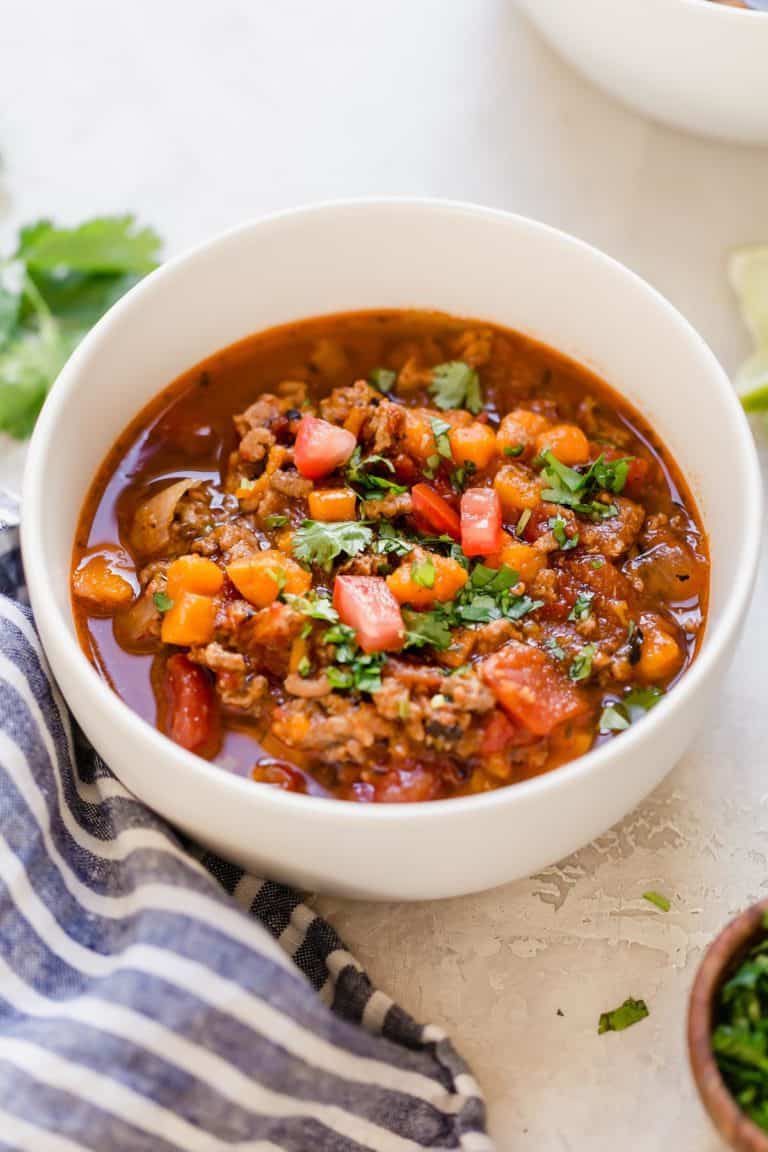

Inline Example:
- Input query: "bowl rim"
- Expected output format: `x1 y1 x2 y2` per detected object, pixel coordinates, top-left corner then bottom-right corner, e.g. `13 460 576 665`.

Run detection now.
21 196 764 826
688 898 768 1151
676 0 768 22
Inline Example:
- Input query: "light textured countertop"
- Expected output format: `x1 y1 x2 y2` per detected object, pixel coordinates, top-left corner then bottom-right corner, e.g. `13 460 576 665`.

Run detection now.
2 2 768 1147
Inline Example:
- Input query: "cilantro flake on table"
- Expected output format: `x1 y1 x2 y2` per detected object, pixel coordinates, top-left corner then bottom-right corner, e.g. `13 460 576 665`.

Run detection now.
598 997 649 1034
429 360 483 414
0 215 162 438
642 891 671 912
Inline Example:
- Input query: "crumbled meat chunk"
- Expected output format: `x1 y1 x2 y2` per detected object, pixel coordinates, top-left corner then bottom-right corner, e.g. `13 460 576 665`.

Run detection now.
236 602 305 677
360 491 413 520
272 695 390 764
189 642 246 674
269 468 313 498
238 425 275 464
451 328 493 367
362 400 405 454
320 380 376 424
579 497 645 558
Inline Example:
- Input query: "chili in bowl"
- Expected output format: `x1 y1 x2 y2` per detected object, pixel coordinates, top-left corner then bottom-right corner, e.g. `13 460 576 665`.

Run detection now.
70 310 709 804
21 200 761 899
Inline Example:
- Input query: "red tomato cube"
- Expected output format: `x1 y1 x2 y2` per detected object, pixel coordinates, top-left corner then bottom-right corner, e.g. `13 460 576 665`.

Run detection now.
294 416 357 480
481 640 588 736
461 487 502 557
162 654 221 756
411 483 461 540
333 575 406 653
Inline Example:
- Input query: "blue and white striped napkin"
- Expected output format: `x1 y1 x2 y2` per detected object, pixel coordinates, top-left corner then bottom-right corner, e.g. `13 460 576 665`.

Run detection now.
0 492 490 1152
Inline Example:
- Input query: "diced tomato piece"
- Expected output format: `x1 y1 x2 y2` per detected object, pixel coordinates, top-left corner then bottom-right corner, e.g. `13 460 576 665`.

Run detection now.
411 483 461 540
333 575 406 653
162 654 221 756
624 457 650 496
481 709 518 755
294 416 357 480
372 765 443 803
461 487 502 557
481 639 588 737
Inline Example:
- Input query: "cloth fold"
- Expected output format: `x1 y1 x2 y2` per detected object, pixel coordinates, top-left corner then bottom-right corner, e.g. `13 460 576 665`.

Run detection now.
0 492 490 1152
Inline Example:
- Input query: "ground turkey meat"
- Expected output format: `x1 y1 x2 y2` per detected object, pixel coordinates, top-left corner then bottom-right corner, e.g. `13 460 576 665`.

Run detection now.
272 696 392 765
579 497 645 558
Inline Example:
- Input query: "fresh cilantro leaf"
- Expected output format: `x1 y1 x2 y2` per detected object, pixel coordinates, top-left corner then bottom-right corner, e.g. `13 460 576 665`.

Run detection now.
323 622 386 693
429 361 483 414
504 444 524 457
598 998 649 1034
369 367 396 394
411 556 436 588
598 685 663 733
642 891 670 912
544 637 566 661
18 215 162 274
0 215 162 438
470 563 519 593
373 522 413 557
345 447 407 498
455 563 540 624
590 556 605 569
623 685 663 719
430 417 454 460
291 520 373 572
599 704 630 733
549 515 579 551
456 594 499 624
402 607 454 651
537 448 629 520
422 452 441 479
569 643 596 682
264 514 289 529
568 591 594 621
153 591 174 613
297 656 312 678
450 459 476 491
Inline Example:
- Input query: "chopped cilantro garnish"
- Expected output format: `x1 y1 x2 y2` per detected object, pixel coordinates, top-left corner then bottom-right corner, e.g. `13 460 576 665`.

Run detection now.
297 656 312 678
153 591 174 613
423 452 441 479
450 459 476 491
544 637 566 661
264 513 289 529
598 998 649 1034
429 360 483 414
369 367 396 394
402 608 454 652
549 515 579 551
292 520 373 572
569 643 596 682
590 556 605 569
373 523 413 557
345 447 407 499
537 448 628 521
283 591 339 624
642 891 670 912
430 417 454 460
568 591 594 622
323 622 385 693
598 704 630 733
411 556 436 588
516 508 532 538
711 911 768 1127
504 444 524 457
599 685 663 733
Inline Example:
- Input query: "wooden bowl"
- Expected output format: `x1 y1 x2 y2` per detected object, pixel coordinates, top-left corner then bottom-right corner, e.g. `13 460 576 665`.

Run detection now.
688 898 768 1151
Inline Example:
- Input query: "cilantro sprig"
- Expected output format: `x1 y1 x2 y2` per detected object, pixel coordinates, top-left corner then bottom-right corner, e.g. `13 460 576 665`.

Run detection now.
537 449 632 522
292 520 373 572
345 447 408 500
429 361 483 415
0 216 162 438
598 997 649 1034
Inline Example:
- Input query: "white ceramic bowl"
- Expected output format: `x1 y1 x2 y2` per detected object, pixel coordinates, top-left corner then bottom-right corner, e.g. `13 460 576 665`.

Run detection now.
22 200 761 900
518 0 768 144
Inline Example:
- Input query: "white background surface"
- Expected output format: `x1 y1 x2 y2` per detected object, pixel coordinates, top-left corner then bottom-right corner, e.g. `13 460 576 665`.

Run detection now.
2 1 768 1147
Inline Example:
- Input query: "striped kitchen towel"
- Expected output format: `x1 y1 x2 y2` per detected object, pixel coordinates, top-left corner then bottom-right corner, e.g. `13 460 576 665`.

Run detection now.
0 491 490 1152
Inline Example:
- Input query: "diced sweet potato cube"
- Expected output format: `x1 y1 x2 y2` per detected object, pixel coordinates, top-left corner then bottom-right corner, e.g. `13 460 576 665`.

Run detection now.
227 551 311 608
166 555 224 599
161 592 217 646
